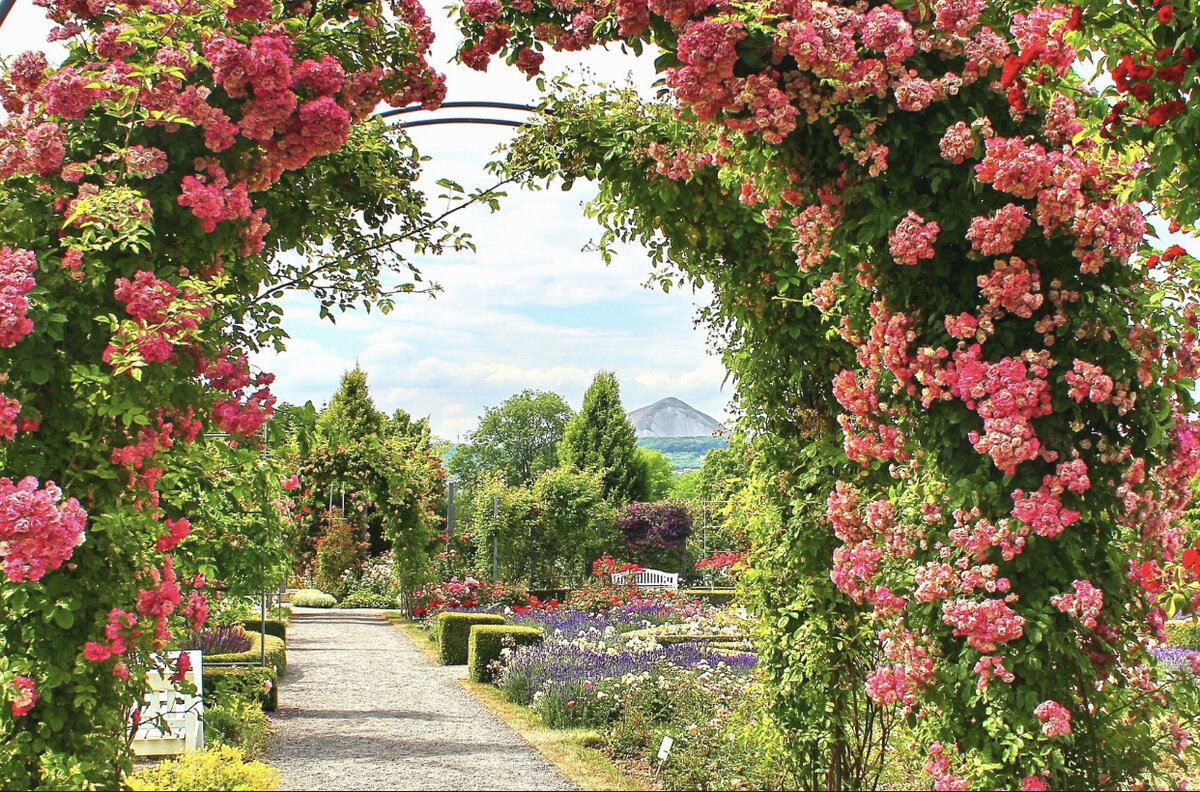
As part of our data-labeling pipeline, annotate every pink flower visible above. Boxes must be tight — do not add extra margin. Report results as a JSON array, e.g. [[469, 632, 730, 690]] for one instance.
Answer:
[[0, 476, 87, 583], [1050, 579, 1104, 629], [9, 676, 36, 717], [1034, 699, 1072, 737], [967, 204, 1031, 256], [282, 474, 300, 491], [889, 211, 940, 265], [155, 517, 191, 552], [1020, 775, 1048, 791], [0, 246, 37, 348]]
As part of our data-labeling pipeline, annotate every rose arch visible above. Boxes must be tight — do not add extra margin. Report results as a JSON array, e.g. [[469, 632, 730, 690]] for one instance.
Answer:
[[1, 0, 1199, 790]]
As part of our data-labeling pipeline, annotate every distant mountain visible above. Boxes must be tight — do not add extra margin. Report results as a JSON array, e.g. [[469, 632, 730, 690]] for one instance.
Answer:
[[627, 397, 724, 438]]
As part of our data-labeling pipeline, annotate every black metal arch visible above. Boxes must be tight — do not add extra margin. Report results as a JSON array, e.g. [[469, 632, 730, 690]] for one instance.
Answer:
[[376, 101, 538, 130]]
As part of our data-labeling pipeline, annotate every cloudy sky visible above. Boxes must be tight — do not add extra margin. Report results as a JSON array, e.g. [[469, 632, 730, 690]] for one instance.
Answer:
[[0, 3, 728, 442]]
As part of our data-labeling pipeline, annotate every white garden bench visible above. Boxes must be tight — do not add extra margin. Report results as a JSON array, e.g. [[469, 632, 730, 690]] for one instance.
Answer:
[[610, 568, 679, 589], [130, 651, 204, 757]]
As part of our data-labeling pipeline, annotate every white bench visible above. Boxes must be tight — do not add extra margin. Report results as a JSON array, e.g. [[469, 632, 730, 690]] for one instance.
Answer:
[[610, 568, 679, 589], [131, 651, 204, 757]]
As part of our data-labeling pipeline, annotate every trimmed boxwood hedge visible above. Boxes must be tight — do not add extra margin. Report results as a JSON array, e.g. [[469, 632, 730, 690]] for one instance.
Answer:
[[207, 632, 287, 676], [203, 665, 278, 711], [240, 619, 287, 642], [436, 612, 505, 665], [467, 625, 543, 683], [291, 589, 336, 608], [1166, 620, 1200, 650]]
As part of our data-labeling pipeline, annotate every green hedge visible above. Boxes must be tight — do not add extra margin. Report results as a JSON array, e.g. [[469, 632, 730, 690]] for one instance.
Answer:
[[203, 665, 278, 711], [207, 632, 287, 677], [241, 619, 287, 642], [468, 625, 543, 683], [1166, 620, 1200, 650], [290, 589, 336, 608], [436, 612, 505, 665], [336, 592, 397, 609], [679, 589, 737, 606]]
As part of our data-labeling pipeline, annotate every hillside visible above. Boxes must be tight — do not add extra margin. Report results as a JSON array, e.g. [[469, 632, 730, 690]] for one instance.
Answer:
[[636, 435, 728, 471], [627, 397, 724, 438]]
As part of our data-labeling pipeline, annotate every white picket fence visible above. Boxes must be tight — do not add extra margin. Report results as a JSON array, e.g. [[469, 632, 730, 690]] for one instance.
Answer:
[[610, 568, 679, 589], [130, 651, 204, 757]]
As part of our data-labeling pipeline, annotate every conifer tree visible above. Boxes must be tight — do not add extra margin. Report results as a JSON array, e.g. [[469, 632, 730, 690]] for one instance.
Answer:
[[559, 371, 648, 503]]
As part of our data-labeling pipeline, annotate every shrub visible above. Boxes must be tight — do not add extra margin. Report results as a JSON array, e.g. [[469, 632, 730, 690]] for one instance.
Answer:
[[615, 501, 693, 570], [436, 612, 505, 665], [1166, 620, 1200, 650], [203, 696, 272, 759], [207, 632, 287, 677], [313, 515, 364, 599], [203, 666, 278, 712], [291, 589, 337, 608], [208, 595, 257, 626], [240, 619, 288, 642], [679, 588, 737, 606], [183, 626, 252, 655], [125, 744, 280, 791], [267, 606, 293, 623], [468, 625, 543, 683], [336, 591, 396, 609]]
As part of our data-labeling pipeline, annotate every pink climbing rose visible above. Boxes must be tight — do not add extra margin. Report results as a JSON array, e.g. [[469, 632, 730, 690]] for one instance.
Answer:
[[9, 676, 36, 716], [0, 476, 87, 583], [1034, 699, 1072, 737]]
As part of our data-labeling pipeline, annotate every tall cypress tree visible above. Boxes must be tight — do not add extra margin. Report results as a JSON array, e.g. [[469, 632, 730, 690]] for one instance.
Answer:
[[559, 371, 648, 503], [319, 366, 385, 442]]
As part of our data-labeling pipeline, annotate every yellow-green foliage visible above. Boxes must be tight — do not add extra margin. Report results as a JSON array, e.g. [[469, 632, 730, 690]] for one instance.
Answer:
[[290, 588, 337, 608], [1166, 620, 1200, 650], [436, 612, 505, 665], [125, 745, 280, 791], [468, 625, 543, 683], [203, 697, 273, 759]]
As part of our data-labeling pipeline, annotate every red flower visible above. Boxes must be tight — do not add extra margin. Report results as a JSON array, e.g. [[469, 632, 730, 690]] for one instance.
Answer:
[[1157, 5, 1173, 24], [1182, 547, 1200, 573], [168, 651, 191, 684]]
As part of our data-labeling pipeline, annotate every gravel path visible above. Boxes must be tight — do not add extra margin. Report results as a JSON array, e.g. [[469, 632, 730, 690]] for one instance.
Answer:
[[267, 607, 576, 791]]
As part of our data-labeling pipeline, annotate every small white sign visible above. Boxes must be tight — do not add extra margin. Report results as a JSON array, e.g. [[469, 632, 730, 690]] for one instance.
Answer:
[[657, 735, 674, 761]]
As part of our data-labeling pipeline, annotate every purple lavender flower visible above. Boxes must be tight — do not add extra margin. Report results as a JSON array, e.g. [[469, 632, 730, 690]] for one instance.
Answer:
[[181, 625, 251, 654]]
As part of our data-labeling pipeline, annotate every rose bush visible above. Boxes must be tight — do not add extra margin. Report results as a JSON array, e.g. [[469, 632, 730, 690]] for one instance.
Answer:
[[0, 0, 462, 785], [455, 0, 1200, 787]]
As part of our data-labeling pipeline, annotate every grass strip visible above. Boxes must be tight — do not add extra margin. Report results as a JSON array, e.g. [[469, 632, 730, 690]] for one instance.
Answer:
[[382, 612, 644, 791]]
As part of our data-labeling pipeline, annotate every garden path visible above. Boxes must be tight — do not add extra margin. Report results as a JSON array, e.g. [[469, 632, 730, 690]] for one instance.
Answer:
[[266, 607, 576, 791]]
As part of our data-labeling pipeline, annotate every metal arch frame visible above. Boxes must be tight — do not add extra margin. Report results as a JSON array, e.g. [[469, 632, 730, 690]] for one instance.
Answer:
[[376, 101, 538, 130], [0, 0, 17, 31]]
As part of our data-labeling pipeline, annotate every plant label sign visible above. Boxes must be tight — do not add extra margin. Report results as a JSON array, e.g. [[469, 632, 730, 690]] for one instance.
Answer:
[[657, 736, 674, 761]]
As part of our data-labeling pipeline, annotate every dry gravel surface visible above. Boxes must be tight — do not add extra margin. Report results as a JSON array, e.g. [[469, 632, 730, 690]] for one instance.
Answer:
[[267, 607, 576, 791]]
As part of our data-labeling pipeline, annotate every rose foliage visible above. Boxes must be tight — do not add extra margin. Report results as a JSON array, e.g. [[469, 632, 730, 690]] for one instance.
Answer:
[[0, 0, 464, 786]]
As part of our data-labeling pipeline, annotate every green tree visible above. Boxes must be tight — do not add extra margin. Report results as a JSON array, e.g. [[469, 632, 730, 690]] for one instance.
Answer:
[[558, 371, 647, 504], [635, 447, 675, 501], [532, 466, 616, 584], [457, 390, 574, 486], [317, 367, 385, 443]]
